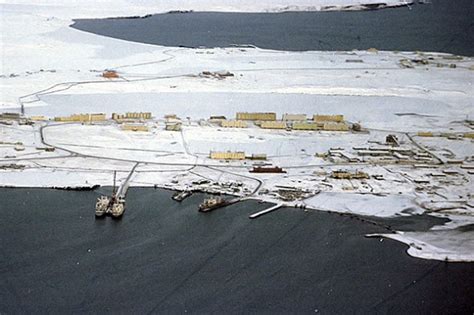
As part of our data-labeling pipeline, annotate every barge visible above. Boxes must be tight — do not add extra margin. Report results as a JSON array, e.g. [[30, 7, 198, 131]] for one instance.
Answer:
[[198, 197, 230, 212]]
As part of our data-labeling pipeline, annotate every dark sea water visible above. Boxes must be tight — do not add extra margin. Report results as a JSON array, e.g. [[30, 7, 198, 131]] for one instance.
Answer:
[[1, 188, 473, 313], [71, 0, 474, 56]]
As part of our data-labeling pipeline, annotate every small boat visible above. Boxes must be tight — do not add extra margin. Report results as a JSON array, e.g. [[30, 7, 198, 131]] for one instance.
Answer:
[[172, 190, 192, 202], [198, 197, 229, 212]]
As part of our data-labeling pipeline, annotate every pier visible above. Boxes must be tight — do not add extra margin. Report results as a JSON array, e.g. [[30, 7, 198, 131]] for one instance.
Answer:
[[249, 203, 283, 219], [116, 162, 139, 198]]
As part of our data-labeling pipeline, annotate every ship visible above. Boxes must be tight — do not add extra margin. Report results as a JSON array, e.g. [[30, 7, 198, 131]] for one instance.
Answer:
[[198, 197, 230, 212], [95, 195, 110, 217], [111, 196, 126, 218], [95, 194, 126, 218], [94, 171, 126, 218], [172, 190, 192, 202]]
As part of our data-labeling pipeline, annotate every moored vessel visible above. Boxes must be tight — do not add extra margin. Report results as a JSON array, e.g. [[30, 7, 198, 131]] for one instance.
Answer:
[[111, 197, 125, 218], [198, 197, 229, 212], [172, 190, 192, 202], [95, 195, 110, 217]]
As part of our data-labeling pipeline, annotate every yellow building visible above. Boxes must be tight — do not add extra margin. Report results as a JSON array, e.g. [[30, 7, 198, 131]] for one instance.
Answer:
[[249, 154, 267, 160], [313, 114, 345, 122], [92, 114, 106, 121], [220, 120, 247, 128], [417, 131, 434, 137], [127, 112, 151, 119], [112, 112, 152, 120], [236, 112, 276, 121], [322, 122, 349, 131], [292, 122, 323, 130], [282, 114, 307, 121], [121, 124, 149, 132], [260, 121, 287, 129], [29, 115, 47, 121], [464, 133, 474, 139], [210, 151, 246, 160], [54, 113, 106, 122]]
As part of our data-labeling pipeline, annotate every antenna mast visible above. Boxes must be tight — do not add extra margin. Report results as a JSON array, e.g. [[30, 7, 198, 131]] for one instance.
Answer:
[[113, 171, 117, 195]]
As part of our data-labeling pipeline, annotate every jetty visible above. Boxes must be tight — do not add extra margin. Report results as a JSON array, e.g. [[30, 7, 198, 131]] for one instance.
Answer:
[[249, 203, 284, 219]]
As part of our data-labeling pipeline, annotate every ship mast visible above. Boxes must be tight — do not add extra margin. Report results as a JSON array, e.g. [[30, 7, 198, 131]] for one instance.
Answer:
[[112, 170, 117, 195]]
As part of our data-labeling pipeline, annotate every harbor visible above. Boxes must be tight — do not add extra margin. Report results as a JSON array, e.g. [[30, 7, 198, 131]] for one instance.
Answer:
[[1, 0, 473, 312], [1, 187, 472, 313]]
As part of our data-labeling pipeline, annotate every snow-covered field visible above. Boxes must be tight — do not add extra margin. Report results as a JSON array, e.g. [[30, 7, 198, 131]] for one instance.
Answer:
[[1, 1, 473, 262]]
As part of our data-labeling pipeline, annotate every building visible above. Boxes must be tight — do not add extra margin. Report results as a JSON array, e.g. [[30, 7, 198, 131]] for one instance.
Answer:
[[165, 122, 182, 131], [322, 122, 349, 131], [417, 131, 434, 137], [121, 124, 149, 132], [29, 115, 47, 121], [54, 113, 106, 122], [14, 144, 25, 151], [250, 166, 286, 173], [313, 114, 344, 122], [236, 112, 276, 121], [112, 112, 152, 120], [248, 154, 267, 160], [292, 122, 323, 130], [0, 113, 21, 120], [345, 59, 364, 63], [209, 116, 227, 122], [331, 170, 369, 179], [102, 70, 119, 78], [386, 134, 399, 146], [36, 146, 55, 152], [352, 123, 362, 132], [260, 121, 287, 129], [221, 120, 247, 128], [126, 112, 151, 119], [164, 114, 178, 120], [210, 151, 245, 160], [356, 149, 391, 157], [282, 114, 306, 121]]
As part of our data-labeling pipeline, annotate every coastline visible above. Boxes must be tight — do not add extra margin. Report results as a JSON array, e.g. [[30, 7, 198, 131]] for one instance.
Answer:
[[1, 186, 473, 313], [1, 0, 473, 264]]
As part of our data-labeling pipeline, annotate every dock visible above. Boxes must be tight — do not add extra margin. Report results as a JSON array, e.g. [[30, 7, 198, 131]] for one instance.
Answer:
[[116, 162, 139, 198], [249, 203, 283, 219]]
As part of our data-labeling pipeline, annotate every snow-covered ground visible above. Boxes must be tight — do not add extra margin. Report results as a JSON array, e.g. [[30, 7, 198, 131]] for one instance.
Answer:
[[1, 1, 473, 262], [369, 228, 474, 262]]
